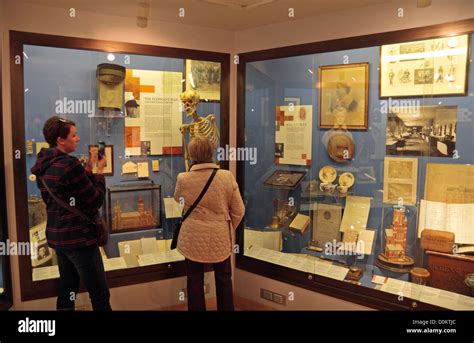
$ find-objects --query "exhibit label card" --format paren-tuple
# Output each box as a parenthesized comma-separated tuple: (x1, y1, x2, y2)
(275, 105, 312, 166)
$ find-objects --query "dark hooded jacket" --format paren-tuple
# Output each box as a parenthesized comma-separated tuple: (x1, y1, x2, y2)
(31, 147, 105, 249)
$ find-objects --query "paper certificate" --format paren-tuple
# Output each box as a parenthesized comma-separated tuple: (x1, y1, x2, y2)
(244, 229, 282, 252)
(163, 197, 183, 219)
(339, 196, 371, 233)
(383, 157, 418, 206)
(137, 161, 149, 178)
(275, 105, 313, 166)
(312, 203, 342, 248)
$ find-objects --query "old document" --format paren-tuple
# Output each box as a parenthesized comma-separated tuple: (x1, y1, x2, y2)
(340, 196, 372, 233)
(418, 200, 474, 244)
(425, 163, 474, 203)
(383, 157, 418, 205)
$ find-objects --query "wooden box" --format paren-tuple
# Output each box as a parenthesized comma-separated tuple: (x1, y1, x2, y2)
(421, 229, 455, 253)
(426, 251, 474, 296)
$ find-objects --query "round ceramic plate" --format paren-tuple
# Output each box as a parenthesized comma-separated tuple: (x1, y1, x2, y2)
(339, 172, 355, 188)
(319, 166, 337, 183)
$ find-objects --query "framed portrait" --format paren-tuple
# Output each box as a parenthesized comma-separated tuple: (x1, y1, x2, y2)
(88, 144, 114, 176)
(184, 59, 221, 101)
(318, 62, 369, 130)
(263, 169, 306, 190)
(380, 34, 470, 97)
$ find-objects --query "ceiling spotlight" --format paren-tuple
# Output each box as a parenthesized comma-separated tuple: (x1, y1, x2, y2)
(416, 0, 431, 8)
(137, 1, 150, 28)
(107, 53, 115, 61)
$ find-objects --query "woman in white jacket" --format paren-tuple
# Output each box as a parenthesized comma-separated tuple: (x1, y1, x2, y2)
(174, 137, 245, 311)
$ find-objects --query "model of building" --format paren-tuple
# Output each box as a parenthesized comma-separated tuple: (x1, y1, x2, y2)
(382, 206, 408, 262)
(112, 197, 157, 231)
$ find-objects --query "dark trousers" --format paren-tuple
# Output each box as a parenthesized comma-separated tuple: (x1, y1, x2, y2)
(56, 245, 111, 311)
(185, 257, 234, 311)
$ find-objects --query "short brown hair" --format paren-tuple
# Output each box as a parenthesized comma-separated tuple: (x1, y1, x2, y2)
(43, 116, 76, 147)
(188, 137, 214, 164)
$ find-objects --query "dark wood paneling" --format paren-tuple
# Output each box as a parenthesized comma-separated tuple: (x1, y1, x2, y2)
(0, 30, 13, 311)
(10, 31, 230, 301)
(235, 19, 474, 310)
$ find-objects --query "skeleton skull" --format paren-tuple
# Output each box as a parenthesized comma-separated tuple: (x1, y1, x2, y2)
(180, 90, 200, 117)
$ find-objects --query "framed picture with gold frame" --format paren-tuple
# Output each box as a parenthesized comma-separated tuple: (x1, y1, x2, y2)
(318, 63, 369, 130)
(88, 144, 114, 176)
(184, 59, 221, 101)
(379, 34, 470, 98)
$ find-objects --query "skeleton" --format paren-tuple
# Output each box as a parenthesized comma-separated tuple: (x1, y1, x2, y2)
(179, 90, 220, 171)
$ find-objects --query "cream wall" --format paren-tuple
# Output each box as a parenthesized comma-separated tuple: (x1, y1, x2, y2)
(1, 0, 472, 310)
(235, 0, 474, 52)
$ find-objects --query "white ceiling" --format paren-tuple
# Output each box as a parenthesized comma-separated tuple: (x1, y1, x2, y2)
(22, 0, 395, 31)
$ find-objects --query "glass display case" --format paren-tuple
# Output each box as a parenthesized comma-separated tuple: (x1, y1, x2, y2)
(10, 31, 230, 300)
(237, 20, 474, 310)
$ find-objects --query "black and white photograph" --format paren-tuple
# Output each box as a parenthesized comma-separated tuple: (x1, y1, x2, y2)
(386, 106, 457, 157)
(185, 59, 221, 101)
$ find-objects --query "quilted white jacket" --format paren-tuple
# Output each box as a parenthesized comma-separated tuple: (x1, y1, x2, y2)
(174, 163, 245, 263)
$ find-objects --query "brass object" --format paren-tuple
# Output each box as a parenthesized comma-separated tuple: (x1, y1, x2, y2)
(270, 199, 296, 229)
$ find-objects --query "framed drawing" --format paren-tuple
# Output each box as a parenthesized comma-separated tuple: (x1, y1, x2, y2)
(383, 157, 418, 206)
(185, 59, 221, 101)
(380, 34, 470, 97)
(318, 62, 369, 130)
(263, 170, 306, 190)
(88, 144, 114, 176)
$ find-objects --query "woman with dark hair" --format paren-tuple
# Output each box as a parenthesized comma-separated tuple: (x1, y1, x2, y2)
(31, 116, 111, 311)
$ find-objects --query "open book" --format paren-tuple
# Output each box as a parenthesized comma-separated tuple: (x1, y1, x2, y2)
(418, 200, 474, 245)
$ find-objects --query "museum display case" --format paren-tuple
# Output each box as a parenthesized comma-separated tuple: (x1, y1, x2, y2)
(236, 19, 474, 310)
(10, 31, 230, 300)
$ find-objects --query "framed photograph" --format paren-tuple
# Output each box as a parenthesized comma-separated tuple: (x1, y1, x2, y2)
(88, 144, 114, 176)
(185, 59, 221, 101)
(380, 34, 470, 97)
(383, 157, 418, 206)
(263, 169, 306, 190)
(318, 62, 369, 130)
(386, 105, 457, 157)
